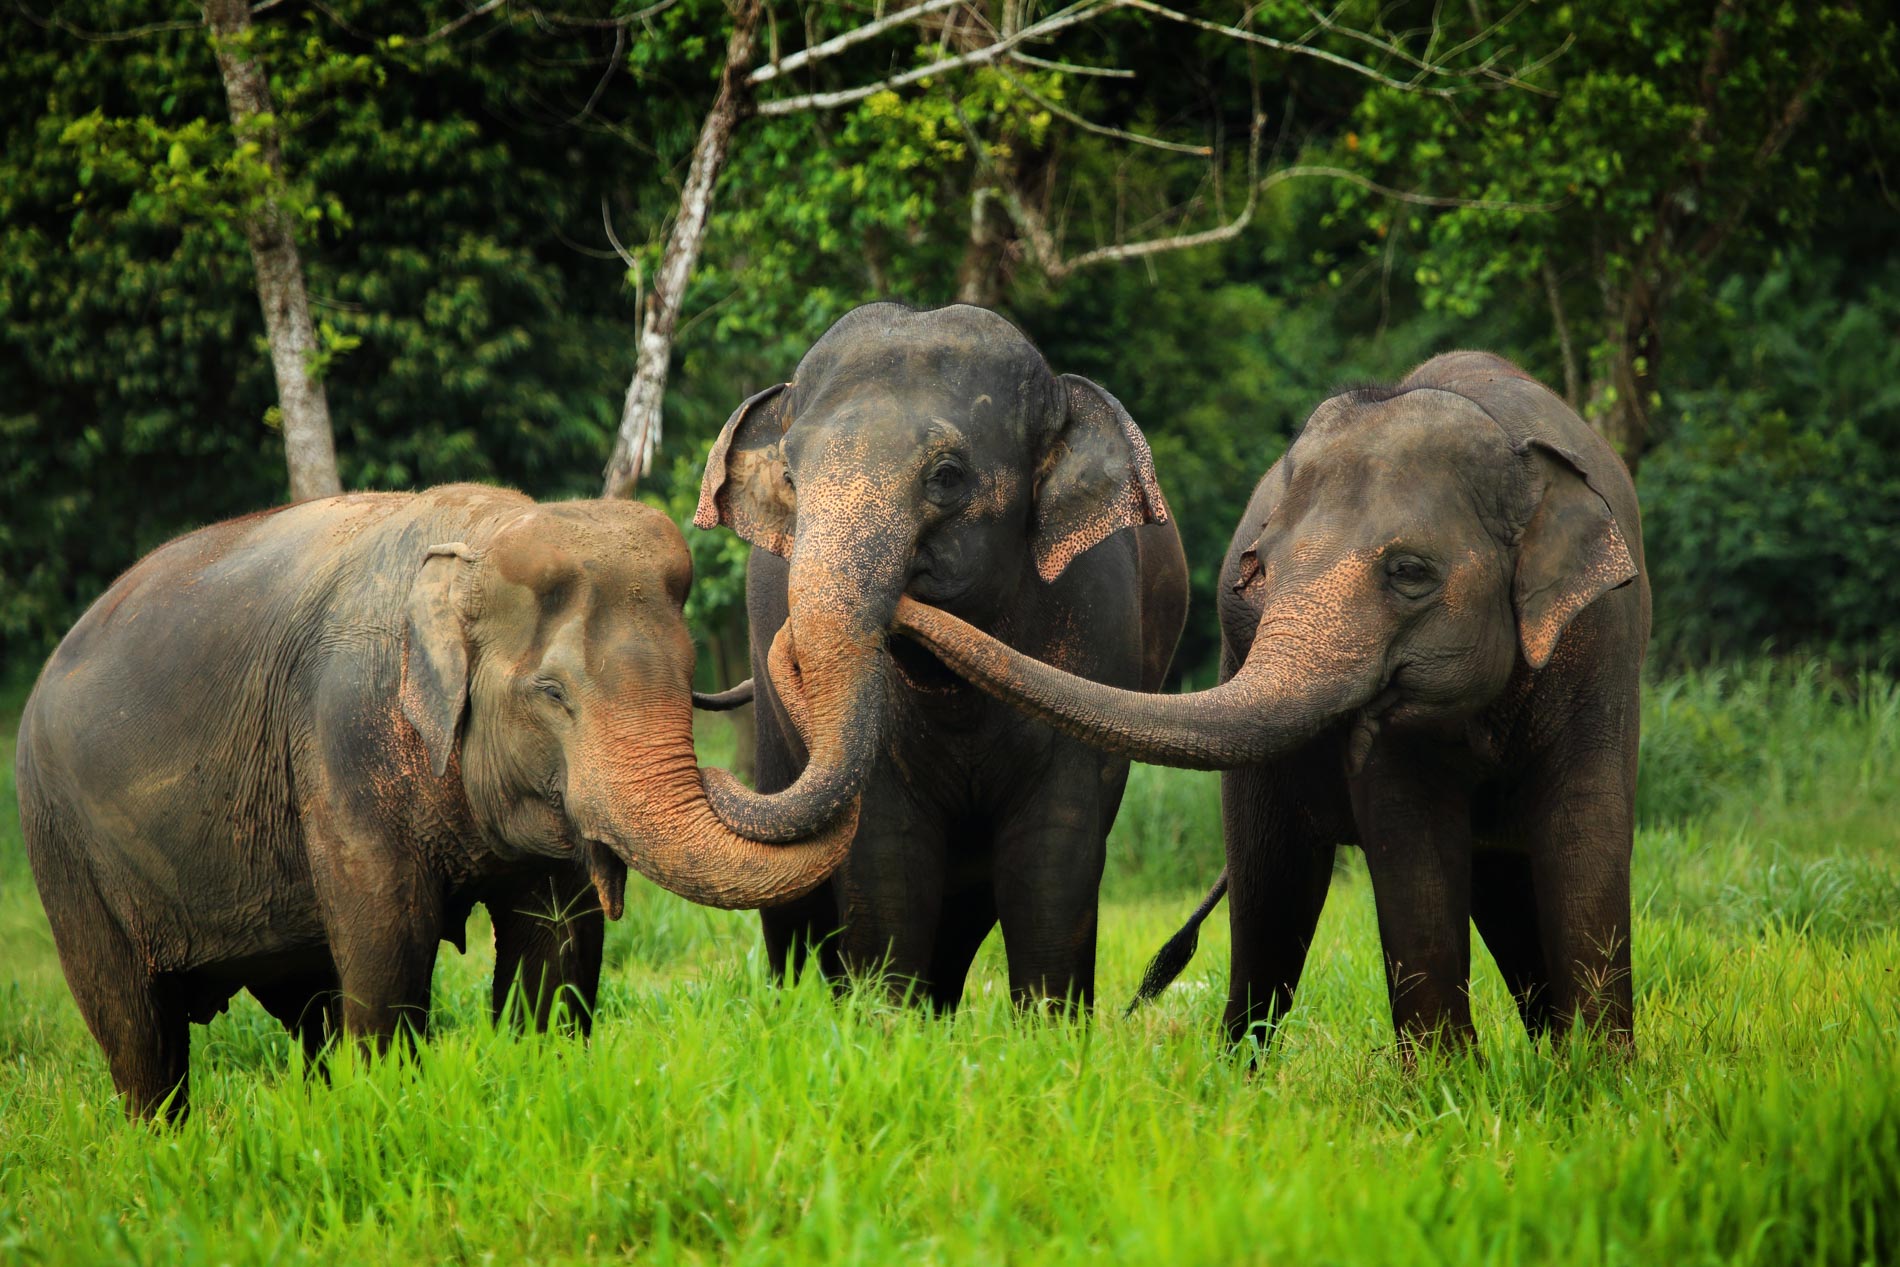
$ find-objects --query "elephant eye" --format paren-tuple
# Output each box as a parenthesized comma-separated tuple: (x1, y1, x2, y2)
(533, 678, 570, 710)
(924, 460, 968, 503)
(1386, 556, 1439, 596)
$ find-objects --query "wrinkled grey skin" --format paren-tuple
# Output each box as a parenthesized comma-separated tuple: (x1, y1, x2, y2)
(896, 352, 1650, 1052)
(16, 486, 850, 1120)
(695, 302, 1189, 1010)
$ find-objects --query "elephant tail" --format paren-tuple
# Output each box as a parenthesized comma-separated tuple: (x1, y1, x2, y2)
(692, 679, 755, 711)
(1124, 869, 1229, 1016)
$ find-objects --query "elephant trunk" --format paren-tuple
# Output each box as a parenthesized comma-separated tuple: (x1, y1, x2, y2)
(704, 551, 896, 843)
(893, 548, 1389, 771)
(567, 690, 857, 911)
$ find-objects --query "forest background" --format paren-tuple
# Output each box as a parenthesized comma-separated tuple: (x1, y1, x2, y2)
(2, 0, 1896, 692)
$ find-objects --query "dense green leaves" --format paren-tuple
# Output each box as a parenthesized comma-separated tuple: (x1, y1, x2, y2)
(2, 0, 1895, 676)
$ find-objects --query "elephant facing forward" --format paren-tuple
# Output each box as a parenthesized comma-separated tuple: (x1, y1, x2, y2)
(694, 302, 1188, 1011)
(899, 352, 1650, 1053)
(16, 486, 852, 1119)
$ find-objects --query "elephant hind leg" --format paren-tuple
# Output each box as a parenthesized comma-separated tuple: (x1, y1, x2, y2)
(36, 853, 190, 1120)
(1470, 849, 1557, 1041)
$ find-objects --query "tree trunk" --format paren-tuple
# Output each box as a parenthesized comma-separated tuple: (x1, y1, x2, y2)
(203, 0, 342, 502)
(955, 186, 1008, 306)
(1586, 278, 1661, 476)
(602, 0, 764, 499)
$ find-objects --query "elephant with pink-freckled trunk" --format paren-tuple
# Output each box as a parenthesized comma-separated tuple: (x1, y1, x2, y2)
(694, 302, 1188, 1012)
(897, 352, 1650, 1054)
(16, 486, 853, 1120)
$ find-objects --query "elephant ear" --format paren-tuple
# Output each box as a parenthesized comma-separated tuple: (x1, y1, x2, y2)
(1513, 440, 1638, 670)
(693, 383, 795, 556)
(401, 543, 476, 778)
(1031, 375, 1170, 583)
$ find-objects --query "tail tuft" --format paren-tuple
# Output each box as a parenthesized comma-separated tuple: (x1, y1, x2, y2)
(1124, 870, 1229, 1016)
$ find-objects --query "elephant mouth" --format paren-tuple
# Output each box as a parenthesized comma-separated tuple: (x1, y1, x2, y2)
(585, 836, 628, 920)
(885, 633, 967, 697)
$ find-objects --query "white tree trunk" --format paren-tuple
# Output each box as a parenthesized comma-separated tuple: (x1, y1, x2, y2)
(603, 0, 763, 499)
(204, 0, 341, 502)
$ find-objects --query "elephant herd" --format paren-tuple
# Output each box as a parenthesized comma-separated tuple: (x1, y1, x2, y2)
(16, 302, 1648, 1120)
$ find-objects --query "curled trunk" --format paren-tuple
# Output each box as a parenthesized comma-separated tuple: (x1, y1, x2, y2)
(704, 553, 897, 843)
(577, 695, 856, 910)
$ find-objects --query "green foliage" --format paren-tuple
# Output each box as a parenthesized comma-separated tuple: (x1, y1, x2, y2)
(0, 1, 661, 665)
(2, 0, 1896, 683)
(1640, 256, 1900, 665)
(2, 663, 1898, 1262)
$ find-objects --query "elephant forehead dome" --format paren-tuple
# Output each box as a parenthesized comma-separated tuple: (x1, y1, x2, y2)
(794, 302, 1060, 423)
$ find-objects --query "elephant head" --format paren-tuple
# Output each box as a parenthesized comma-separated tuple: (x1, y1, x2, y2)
(400, 498, 854, 912)
(892, 352, 1641, 770)
(692, 302, 1169, 842)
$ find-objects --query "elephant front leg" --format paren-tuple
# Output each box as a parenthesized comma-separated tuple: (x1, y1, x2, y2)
(832, 794, 947, 1004)
(489, 863, 605, 1035)
(1350, 742, 1477, 1053)
(306, 821, 444, 1048)
(1222, 762, 1338, 1053)
(1522, 755, 1636, 1050)
(992, 755, 1108, 1013)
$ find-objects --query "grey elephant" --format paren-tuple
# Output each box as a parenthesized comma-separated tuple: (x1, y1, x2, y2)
(897, 352, 1650, 1052)
(692, 302, 1188, 1011)
(15, 485, 853, 1119)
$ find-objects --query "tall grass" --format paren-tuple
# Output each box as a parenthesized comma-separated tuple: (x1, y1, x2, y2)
(2, 659, 1896, 1264)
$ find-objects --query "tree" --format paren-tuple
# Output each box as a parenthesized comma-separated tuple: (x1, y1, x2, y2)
(1352, 0, 1889, 471)
(598, 0, 1552, 493)
(202, 0, 341, 499)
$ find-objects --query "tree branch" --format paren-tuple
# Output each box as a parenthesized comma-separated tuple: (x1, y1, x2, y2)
(756, 1, 1114, 116)
(1120, 0, 1460, 98)
(749, 0, 966, 84)
(14, 2, 196, 40)
(1007, 50, 1134, 78)
(602, 0, 763, 497)
(998, 67, 1211, 155)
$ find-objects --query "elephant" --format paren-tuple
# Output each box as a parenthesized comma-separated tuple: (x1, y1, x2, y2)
(14, 485, 853, 1119)
(692, 301, 1189, 1011)
(894, 351, 1650, 1052)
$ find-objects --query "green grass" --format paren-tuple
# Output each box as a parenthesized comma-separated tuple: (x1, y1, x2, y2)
(2, 662, 1896, 1264)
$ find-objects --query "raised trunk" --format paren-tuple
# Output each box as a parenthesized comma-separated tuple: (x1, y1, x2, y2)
(576, 694, 856, 910)
(602, 0, 763, 498)
(893, 597, 1359, 771)
(203, 0, 342, 503)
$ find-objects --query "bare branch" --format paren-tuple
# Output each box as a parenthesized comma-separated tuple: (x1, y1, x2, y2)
(1119, 0, 1459, 98)
(1299, 0, 1559, 96)
(998, 67, 1211, 155)
(14, 2, 196, 40)
(1266, 164, 1565, 212)
(1007, 50, 1134, 78)
(749, 0, 966, 84)
(600, 194, 639, 271)
(413, 0, 508, 45)
(523, 0, 678, 30)
(756, 1, 1115, 116)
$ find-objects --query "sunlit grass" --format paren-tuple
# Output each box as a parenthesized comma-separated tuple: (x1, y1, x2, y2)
(2, 661, 1896, 1264)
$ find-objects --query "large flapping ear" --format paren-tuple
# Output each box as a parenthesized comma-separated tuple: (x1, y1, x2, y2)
(1031, 375, 1170, 583)
(401, 543, 476, 778)
(693, 383, 795, 556)
(1513, 440, 1638, 670)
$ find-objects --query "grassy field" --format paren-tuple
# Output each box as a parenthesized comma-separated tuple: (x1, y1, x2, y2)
(2, 662, 1896, 1264)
